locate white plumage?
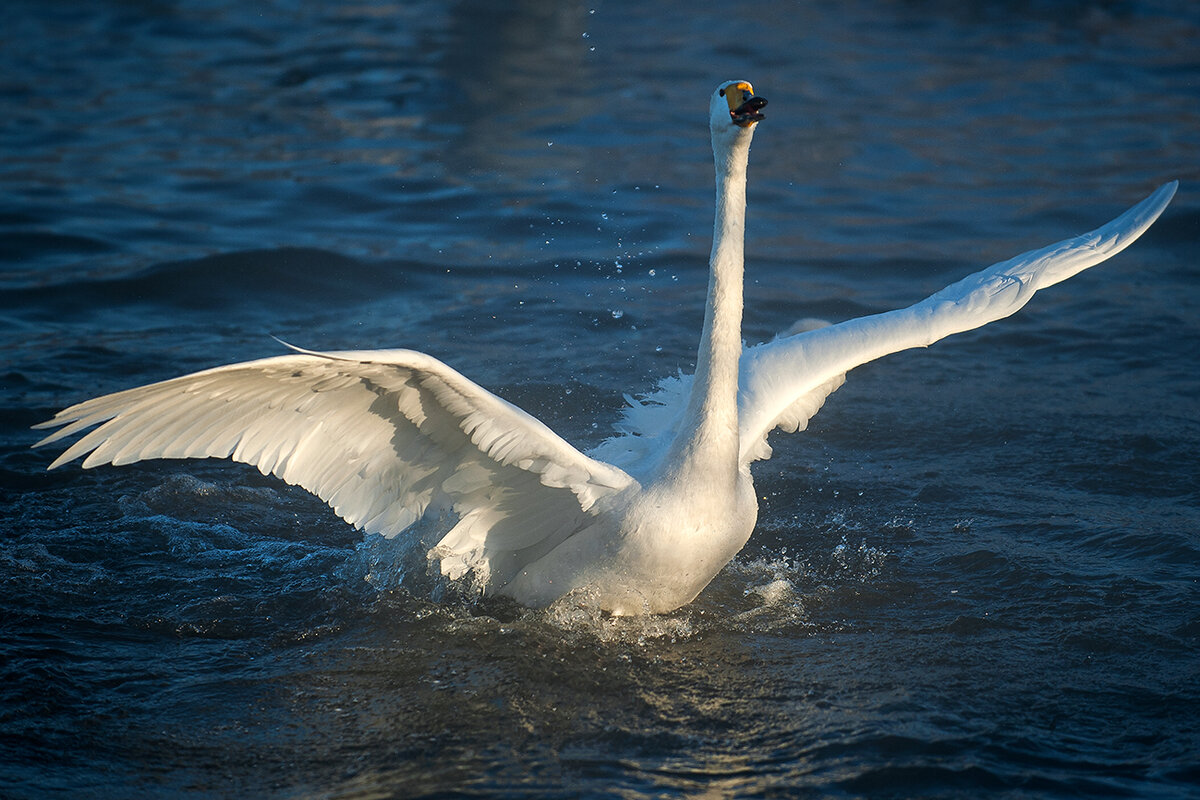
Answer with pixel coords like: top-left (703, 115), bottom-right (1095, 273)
top-left (35, 80), bottom-right (1176, 615)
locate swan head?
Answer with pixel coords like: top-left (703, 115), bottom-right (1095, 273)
top-left (710, 80), bottom-right (767, 148)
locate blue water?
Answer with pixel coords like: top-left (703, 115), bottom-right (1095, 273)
top-left (3, 1), bottom-right (1199, 797)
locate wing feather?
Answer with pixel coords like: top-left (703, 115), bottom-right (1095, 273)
top-left (34, 347), bottom-right (635, 591)
top-left (737, 181), bottom-right (1178, 464)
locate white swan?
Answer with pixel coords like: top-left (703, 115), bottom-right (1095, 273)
top-left (35, 81), bottom-right (1176, 615)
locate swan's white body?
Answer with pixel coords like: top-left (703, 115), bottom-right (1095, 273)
top-left (35, 81), bottom-right (1177, 615)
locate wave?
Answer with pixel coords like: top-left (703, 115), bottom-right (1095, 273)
top-left (0, 247), bottom-right (439, 314)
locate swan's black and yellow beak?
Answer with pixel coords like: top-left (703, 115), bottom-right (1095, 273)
top-left (721, 81), bottom-right (767, 127)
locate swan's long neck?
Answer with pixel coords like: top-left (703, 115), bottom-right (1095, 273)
top-left (664, 133), bottom-right (751, 484)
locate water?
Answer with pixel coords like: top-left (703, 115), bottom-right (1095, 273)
top-left (2, 1), bottom-right (1198, 797)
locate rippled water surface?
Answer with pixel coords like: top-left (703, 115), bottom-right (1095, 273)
top-left (2, 1), bottom-right (1199, 797)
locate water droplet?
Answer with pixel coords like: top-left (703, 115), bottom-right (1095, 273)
top-left (611, 309), bottom-right (624, 320)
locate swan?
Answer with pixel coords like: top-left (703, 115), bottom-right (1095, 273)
top-left (34, 81), bottom-right (1176, 615)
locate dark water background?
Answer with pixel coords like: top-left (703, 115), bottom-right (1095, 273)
top-left (2, 1), bottom-right (1198, 797)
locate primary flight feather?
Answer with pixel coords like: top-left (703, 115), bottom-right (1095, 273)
top-left (35, 80), bottom-right (1177, 615)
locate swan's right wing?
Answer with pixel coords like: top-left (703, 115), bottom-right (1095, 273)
top-left (34, 346), bottom-right (635, 591)
top-left (738, 181), bottom-right (1178, 464)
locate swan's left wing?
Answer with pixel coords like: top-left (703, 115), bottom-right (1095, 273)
top-left (738, 181), bottom-right (1178, 465)
top-left (34, 346), bottom-right (635, 590)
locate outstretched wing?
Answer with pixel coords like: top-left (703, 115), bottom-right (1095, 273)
top-left (737, 181), bottom-right (1178, 465)
top-left (34, 345), bottom-right (635, 589)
